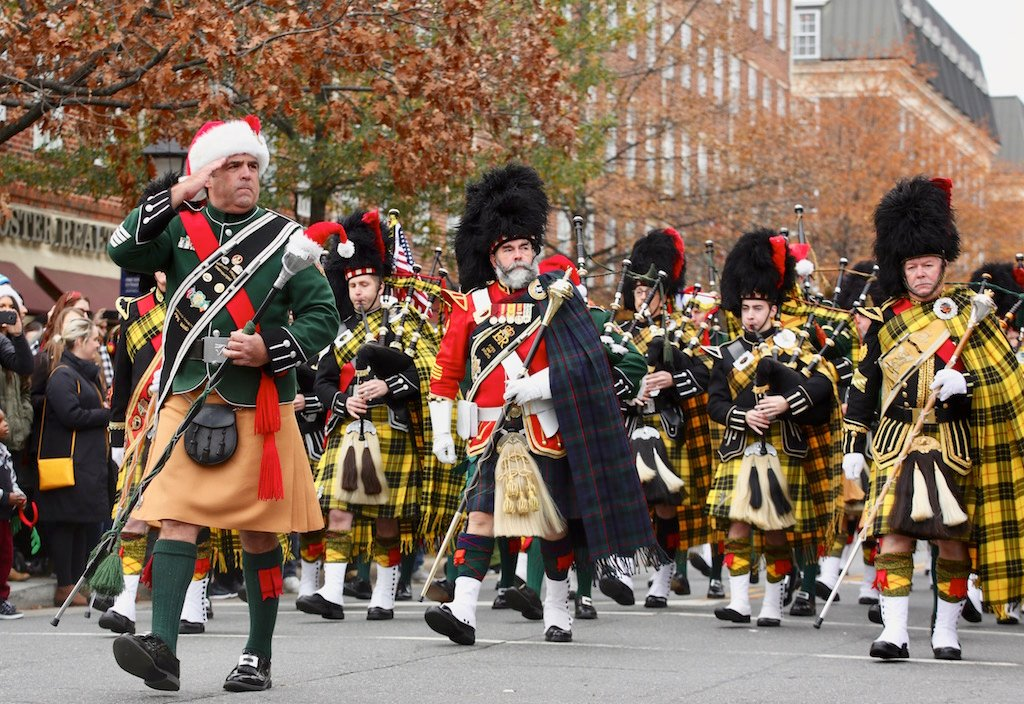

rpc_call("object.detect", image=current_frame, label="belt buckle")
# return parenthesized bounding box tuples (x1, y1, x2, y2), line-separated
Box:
(202, 336, 230, 365)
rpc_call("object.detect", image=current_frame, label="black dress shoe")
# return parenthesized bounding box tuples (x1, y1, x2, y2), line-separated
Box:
(706, 579, 726, 599)
(223, 650, 272, 692)
(756, 616, 781, 627)
(492, 589, 512, 609)
(858, 594, 880, 606)
(344, 578, 372, 600)
(598, 576, 635, 606)
(575, 596, 597, 619)
(933, 646, 962, 661)
(688, 553, 711, 577)
(112, 633, 180, 691)
(714, 607, 751, 623)
(671, 574, 691, 596)
(179, 620, 205, 634)
(504, 585, 544, 620)
(789, 591, 816, 617)
(544, 625, 572, 643)
(815, 581, 839, 602)
(962, 598, 983, 623)
(868, 603, 883, 625)
(425, 579, 455, 604)
(644, 595, 668, 608)
(424, 605, 475, 645)
(296, 593, 345, 620)
(869, 640, 909, 660)
(395, 583, 412, 602)
(99, 609, 136, 635)
(92, 595, 115, 612)
(367, 607, 394, 621)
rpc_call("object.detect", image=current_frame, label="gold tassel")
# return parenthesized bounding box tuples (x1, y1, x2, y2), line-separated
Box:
(910, 463, 934, 522)
(493, 433, 566, 538)
(729, 453, 756, 524)
(934, 466, 968, 527)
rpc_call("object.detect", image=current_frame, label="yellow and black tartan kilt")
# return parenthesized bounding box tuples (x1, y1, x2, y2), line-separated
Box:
(349, 515, 418, 561)
(707, 421, 835, 550)
(210, 528, 294, 572)
(656, 393, 714, 548)
(314, 404, 419, 520)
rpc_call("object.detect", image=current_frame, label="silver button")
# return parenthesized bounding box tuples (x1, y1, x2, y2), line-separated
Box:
(290, 351, 297, 358)
(225, 228, 233, 236)
(282, 339, 291, 347)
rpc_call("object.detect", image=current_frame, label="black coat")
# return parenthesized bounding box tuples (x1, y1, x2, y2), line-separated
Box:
(36, 351, 112, 523)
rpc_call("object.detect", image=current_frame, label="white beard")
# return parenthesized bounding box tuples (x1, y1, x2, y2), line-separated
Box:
(495, 261, 538, 290)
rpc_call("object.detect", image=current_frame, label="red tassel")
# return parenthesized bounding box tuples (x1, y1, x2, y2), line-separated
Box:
(140, 556, 154, 588)
(258, 433, 284, 501)
(255, 374, 280, 435)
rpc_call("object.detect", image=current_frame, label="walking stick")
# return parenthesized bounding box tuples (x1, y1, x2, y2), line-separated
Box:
(52, 225, 335, 627)
(815, 290, 996, 629)
(418, 268, 576, 601)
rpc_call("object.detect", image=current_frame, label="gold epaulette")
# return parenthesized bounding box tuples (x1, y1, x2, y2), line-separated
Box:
(114, 296, 133, 320)
(441, 288, 469, 312)
(857, 306, 884, 323)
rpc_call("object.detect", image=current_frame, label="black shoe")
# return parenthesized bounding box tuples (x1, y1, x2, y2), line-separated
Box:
(714, 606, 751, 623)
(99, 609, 136, 635)
(424, 605, 475, 645)
(644, 595, 668, 608)
(223, 650, 272, 692)
(785, 568, 801, 607)
(858, 594, 880, 606)
(933, 646, 962, 661)
(208, 581, 238, 600)
(815, 580, 839, 602)
(296, 593, 345, 620)
(575, 595, 598, 619)
(869, 640, 909, 660)
(395, 583, 412, 602)
(504, 584, 544, 620)
(670, 574, 691, 596)
(868, 603, 883, 625)
(344, 578, 372, 600)
(598, 576, 635, 606)
(367, 607, 394, 621)
(962, 598, 983, 623)
(707, 579, 726, 599)
(236, 583, 247, 603)
(112, 633, 180, 691)
(92, 595, 114, 612)
(756, 616, 781, 628)
(178, 620, 205, 634)
(688, 553, 711, 577)
(425, 579, 455, 604)
(789, 591, 816, 617)
(544, 625, 572, 642)
(492, 589, 512, 610)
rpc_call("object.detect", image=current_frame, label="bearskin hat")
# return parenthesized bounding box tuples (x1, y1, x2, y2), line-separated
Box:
(834, 259, 883, 311)
(455, 163, 549, 291)
(873, 176, 959, 300)
(720, 228, 796, 316)
(324, 209, 390, 320)
(970, 262, 1024, 320)
(624, 228, 686, 311)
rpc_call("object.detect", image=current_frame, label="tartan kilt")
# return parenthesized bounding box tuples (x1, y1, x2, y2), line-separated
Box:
(349, 516, 417, 561)
(707, 421, 834, 547)
(210, 529, 294, 570)
(314, 405, 419, 520)
(412, 404, 465, 550)
(466, 442, 578, 521)
(652, 394, 714, 548)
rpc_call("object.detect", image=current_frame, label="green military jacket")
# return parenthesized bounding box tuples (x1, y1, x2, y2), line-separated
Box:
(107, 194, 339, 407)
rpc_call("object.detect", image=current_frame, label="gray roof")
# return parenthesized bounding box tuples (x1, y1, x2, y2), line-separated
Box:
(809, 0, 996, 136)
(992, 97, 1024, 165)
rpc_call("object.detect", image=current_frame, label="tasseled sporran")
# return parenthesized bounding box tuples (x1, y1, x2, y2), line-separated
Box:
(630, 425, 687, 504)
(492, 432, 566, 538)
(729, 442, 795, 531)
(333, 421, 389, 505)
(890, 435, 969, 540)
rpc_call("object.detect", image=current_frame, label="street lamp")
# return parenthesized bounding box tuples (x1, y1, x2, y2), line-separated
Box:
(142, 139, 188, 178)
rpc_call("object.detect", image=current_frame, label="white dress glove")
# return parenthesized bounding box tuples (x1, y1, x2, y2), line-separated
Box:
(842, 452, 867, 481)
(503, 368, 552, 405)
(111, 447, 125, 467)
(148, 364, 162, 397)
(930, 368, 967, 402)
(429, 398, 457, 465)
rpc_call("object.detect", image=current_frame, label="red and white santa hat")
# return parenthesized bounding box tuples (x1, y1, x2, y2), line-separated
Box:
(184, 115, 271, 180)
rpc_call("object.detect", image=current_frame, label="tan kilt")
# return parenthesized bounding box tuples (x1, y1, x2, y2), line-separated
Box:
(133, 394, 325, 534)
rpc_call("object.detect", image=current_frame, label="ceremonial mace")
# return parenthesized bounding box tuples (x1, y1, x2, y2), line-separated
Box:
(52, 225, 336, 627)
(815, 287, 996, 629)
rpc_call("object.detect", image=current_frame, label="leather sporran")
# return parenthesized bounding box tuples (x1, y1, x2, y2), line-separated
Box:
(184, 403, 238, 466)
(889, 436, 970, 540)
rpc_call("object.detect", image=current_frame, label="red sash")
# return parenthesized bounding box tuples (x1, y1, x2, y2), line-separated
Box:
(179, 210, 284, 501)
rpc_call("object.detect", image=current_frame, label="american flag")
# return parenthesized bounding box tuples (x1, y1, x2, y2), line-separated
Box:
(389, 212, 431, 313)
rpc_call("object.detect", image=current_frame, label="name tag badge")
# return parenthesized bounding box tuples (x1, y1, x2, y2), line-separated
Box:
(203, 336, 230, 364)
(734, 350, 754, 371)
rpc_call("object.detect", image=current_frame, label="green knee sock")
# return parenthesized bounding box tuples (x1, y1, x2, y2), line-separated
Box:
(357, 556, 371, 582)
(242, 545, 284, 661)
(526, 540, 544, 593)
(150, 539, 198, 654)
(497, 538, 518, 589)
(797, 553, 819, 593)
(398, 552, 416, 588)
(675, 555, 688, 578)
(576, 563, 594, 599)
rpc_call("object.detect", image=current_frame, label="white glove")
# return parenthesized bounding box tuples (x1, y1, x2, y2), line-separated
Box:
(842, 452, 867, 481)
(930, 368, 967, 402)
(503, 368, 552, 405)
(111, 447, 125, 467)
(429, 398, 457, 465)
(148, 364, 162, 396)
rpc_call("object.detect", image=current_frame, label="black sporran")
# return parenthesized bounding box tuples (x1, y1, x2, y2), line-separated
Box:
(889, 436, 970, 541)
(184, 403, 238, 466)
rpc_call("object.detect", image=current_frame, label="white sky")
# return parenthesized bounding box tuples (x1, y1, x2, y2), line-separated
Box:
(927, 0, 1024, 101)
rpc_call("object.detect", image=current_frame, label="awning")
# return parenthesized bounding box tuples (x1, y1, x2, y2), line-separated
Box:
(0, 260, 55, 315)
(36, 267, 121, 313)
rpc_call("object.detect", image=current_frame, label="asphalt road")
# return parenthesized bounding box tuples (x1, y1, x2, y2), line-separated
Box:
(2, 568, 1023, 703)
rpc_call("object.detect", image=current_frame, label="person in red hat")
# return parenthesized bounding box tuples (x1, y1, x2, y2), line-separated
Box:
(107, 116, 338, 692)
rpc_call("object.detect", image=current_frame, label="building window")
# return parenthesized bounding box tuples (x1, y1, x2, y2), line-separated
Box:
(749, 0, 758, 30)
(748, 64, 758, 104)
(713, 47, 724, 103)
(681, 133, 692, 196)
(776, 82, 786, 116)
(793, 8, 821, 59)
(663, 132, 675, 196)
(729, 56, 741, 113)
(762, 78, 772, 111)
(777, 0, 787, 50)
(697, 42, 707, 97)
(763, 0, 772, 41)
(625, 109, 636, 179)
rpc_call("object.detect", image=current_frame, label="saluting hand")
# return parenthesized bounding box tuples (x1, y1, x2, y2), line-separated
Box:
(170, 156, 227, 206)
